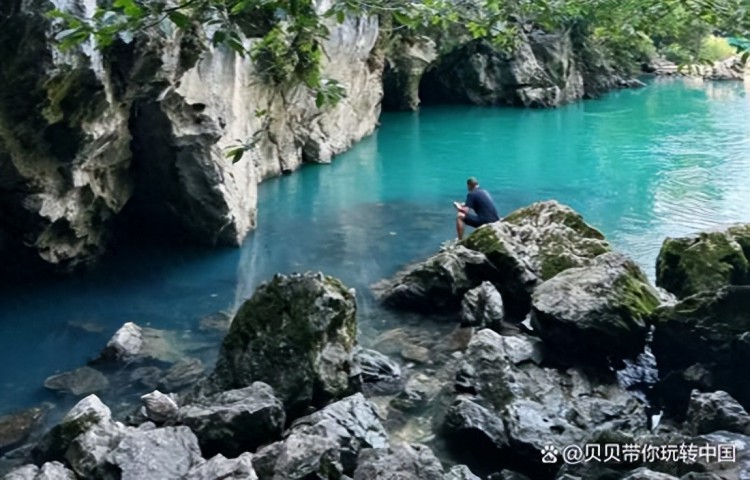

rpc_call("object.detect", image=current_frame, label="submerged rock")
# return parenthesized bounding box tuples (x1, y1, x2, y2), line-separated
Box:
(684, 390, 750, 435)
(185, 453, 257, 480)
(43, 366, 108, 396)
(179, 382, 285, 458)
(0, 407, 45, 454)
(210, 273, 357, 417)
(531, 252, 660, 366)
(652, 286, 750, 414)
(96, 322, 181, 365)
(353, 443, 445, 480)
(656, 224, 750, 299)
(158, 358, 205, 392)
(460, 281, 505, 329)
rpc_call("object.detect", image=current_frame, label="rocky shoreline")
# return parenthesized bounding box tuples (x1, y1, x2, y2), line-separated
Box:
(2, 200, 749, 480)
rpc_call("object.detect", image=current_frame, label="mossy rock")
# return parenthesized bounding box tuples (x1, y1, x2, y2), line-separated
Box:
(656, 224, 750, 299)
(211, 272, 358, 419)
(531, 252, 660, 366)
(461, 200, 611, 317)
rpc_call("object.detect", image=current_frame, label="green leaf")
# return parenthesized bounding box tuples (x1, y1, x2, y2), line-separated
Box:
(336, 10, 345, 24)
(168, 11, 192, 29)
(742, 51, 749, 65)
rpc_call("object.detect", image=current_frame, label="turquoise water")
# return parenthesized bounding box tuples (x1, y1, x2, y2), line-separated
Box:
(1, 78, 749, 416)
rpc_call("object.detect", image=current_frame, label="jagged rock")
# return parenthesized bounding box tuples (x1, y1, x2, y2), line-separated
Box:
(420, 31, 585, 108)
(185, 453, 258, 480)
(0, 407, 45, 454)
(140, 390, 178, 424)
(3, 462, 76, 480)
(442, 329, 647, 474)
(621, 468, 680, 480)
(531, 252, 660, 365)
(179, 382, 285, 458)
(656, 224, 750, 299)
(353, 443, 444, 480)
(652, 286, 750, 414)
(253, 434, 343, 480)
(284, 393, 389, 474)
(375, 245, 496, 313)
(383, 35, 438, 111)
(352, 347, 402, 394)
(30, 395, 126, 478)
(100, 426, 203, 480)
(210, 273, 357, 417)
(43, 366, 108, 396)
(443, 397, 509, 455)
(460, 281, 505, 329)
(96, 323, 181, 365)
(462, 201, 611, 317)
(444, 465, 482, 480)
(684, 390, 750, 435)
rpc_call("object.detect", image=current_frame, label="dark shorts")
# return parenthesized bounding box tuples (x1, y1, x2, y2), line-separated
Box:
(463, 213, 486, 228)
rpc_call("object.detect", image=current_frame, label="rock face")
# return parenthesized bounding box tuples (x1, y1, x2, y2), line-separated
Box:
(656, 224, 750, 299)
(3, 462, 76, 480)
(650, 55, 749, 80)
(443, 329, 647, 475)
(383, 35, 438, 110)
(0, 0, 382, 271)
(185, 453, 258, 480)
(379, 201, 611, 318)
(531, 252, 661, 365)
(651, 286, 750, 414)
(179, 382, 286, 458)
(210, 272, 358, 418)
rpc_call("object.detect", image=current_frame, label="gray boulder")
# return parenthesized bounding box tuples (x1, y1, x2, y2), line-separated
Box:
(43, 367, 108, 396)
(353, 443, 445, 480)
(531, 252, 660, 365)
(375, 245, 496, 313)
(460, 281, 505, 329)
(656, 224, 750, 299)
(685, 390, 750, 435)
(185, 453, 258, 480)
(100, 426, 203, 480)
(179, 382, 285, 457)
(652, 286, 750, 414)
(462, 201, 611, 317)
(157, 358, 205, 392)
(140, 390, 178, 424)
(253, 434, 343, 480)
(443, 396, 509, 455)
(211, 273, 358, 418)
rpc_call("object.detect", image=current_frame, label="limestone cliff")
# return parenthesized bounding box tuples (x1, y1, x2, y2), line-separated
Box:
(0, 0, 382, 271)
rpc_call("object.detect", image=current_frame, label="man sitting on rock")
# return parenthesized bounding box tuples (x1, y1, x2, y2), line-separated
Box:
(454, 177, 500, 240)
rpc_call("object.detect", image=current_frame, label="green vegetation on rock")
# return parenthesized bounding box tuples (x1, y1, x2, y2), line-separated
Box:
(656, 224, 750, 299)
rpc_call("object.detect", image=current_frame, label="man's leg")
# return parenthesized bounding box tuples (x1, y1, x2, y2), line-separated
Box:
(456, 212, 465, 240)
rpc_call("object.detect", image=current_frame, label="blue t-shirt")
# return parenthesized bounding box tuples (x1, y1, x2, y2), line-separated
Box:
(465, 188, 499, 223)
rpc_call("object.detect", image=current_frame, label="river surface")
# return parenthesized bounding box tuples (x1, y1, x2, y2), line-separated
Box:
(1, 77, 749, 417)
